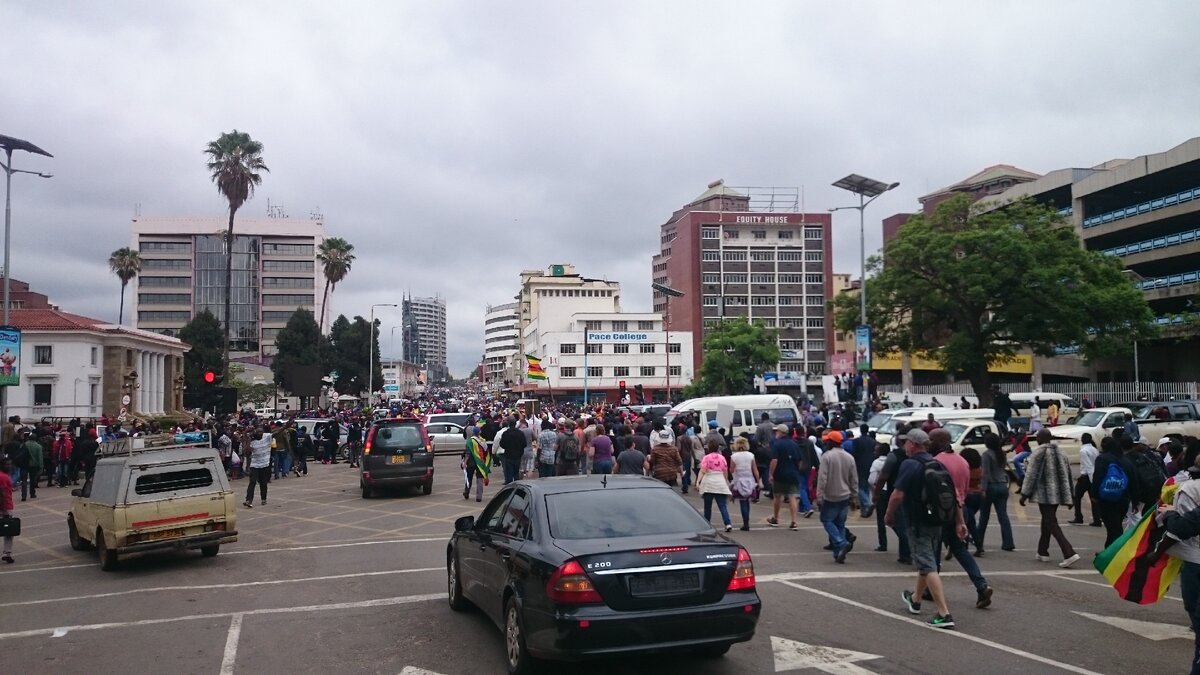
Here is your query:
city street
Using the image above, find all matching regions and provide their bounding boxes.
[1,455,1193,675]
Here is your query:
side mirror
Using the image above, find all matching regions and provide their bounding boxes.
[454,515,476,532]
[71,489,82,497]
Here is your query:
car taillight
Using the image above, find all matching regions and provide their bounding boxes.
[203,522,227,532]
[726,547,755,592]
[547,560,603,604]
[364,428,375,455]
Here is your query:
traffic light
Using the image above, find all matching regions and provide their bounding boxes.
[618,380,628,402]
[634,384,645,404]
[203,369,224,386]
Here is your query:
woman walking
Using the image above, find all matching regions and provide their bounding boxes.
[590,424,614,475]
[1020,429,1080,568]
[697,439,734,532]
[462,426,492,502]
[1092,435,1138,547]
[729,437,761,531]
[977,433,1016,553]
[960,446,985,556]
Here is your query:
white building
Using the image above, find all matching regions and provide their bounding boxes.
[483,302,519,389]
[4,307,187,420]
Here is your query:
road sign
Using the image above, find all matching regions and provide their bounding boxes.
[121,394,131,406]
[772,636,883,673]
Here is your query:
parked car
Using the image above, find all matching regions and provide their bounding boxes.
[360,418,434,498]
[289,418,349,460]
[1113,401,1200,446]
[447,476,761,673]
[67,444,238,570]
[426,412,473,428]
[1048,407,1132,460]
[425,421,467,455]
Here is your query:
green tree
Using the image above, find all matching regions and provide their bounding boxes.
[684,319,780,397]
[204,129,269,374]
[231,379,277,407]
[178,310,225,392]
[327,314,381,395]
[108,247,142,326]
[315,237,355,331]
[271,308,328,389]
[833,195,1156,406]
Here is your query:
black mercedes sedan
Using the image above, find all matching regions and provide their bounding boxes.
[446,475,761,674]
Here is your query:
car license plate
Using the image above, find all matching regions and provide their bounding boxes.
[629,572,700,596]
[147,528,185,541]
[389,455,407,464]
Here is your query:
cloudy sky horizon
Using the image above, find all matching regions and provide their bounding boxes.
[4,1,1199,376]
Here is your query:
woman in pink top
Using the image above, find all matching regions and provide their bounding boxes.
[697,441,733,531]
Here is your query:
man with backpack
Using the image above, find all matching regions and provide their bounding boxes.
[885,428,962,629]
[767,425,806,530]
[1128,439,1166,514]
[556,421,581,477]
[930,429,994,609]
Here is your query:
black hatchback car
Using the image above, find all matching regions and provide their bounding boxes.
[360,418,434,498]
[446,475,761,674]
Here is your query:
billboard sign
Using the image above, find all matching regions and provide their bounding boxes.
[854,325,872,371]
[0,327,21,386]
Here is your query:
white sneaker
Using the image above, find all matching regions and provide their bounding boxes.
[1035,554,1051,562]
[1059,554,1081,568]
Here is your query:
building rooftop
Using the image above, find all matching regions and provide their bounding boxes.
[921,164,1042,202]
[689,179,745,205]
[6,308,103,331]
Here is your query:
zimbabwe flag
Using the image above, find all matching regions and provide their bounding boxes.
[526,354,547,381]
[1093,506,1181,605]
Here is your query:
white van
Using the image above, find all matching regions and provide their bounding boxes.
[667,394,800,438]
[1006,392,1079,421]
[875,407,996,445]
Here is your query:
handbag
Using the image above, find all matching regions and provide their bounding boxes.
[0,515,21,537]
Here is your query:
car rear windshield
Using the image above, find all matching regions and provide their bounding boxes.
[134,468,214,495]
[546,487,712,539]
[373,424,424,450]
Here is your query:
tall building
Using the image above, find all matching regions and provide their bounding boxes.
[402,294,448,383]
[130,216,327,363]
[918,164,1040,216]
[513,264,692,402]
[483,302,519,389]
[652,180,834,382]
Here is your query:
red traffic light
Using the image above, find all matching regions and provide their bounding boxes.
[619,380,626,388]
[204,370,217,384]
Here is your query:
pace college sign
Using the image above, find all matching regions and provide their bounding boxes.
[587,332,650,342]
[0,326,21,386]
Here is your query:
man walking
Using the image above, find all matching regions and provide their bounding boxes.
[534,422,558,478]
[930,429,994,609]
[346,419,363,469]
[852,424,875,517]
[243,426,272,508]
[497,418,526,484]
[767,424,804,530]
[885,428,962,629]
[817,434,858,563]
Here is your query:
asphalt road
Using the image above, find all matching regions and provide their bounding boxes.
[1,456,1194,675]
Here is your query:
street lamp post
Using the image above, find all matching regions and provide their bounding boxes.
[367,303,398,408]
[0,134,52,428]
[830,174,899,327]
[652,282,684,404]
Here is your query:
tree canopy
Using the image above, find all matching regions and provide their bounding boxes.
[833,195,1156,405]
[316,237,355,331]
[108,247,142,326]
[271,308,328,390]
[327,314,381,395]
[683,319,780,397]
[178,310,224,392]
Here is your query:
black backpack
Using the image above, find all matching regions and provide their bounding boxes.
[917,459,958,525]
[559,433,580,462]
[1130,450,1166,505]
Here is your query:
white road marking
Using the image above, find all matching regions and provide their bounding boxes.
[51,628,68,638]
[759,569,1095,582]
[1049,572,1183,602]
[0,563,93,576]
[0,567,442,608]
[0,592,442,641]
[771,636,881,673]
[219,613,243,675]
[399,668,451,675]
[773,580,1103,675]
[1074,611,1192,641]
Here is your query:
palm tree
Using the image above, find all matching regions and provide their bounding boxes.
[316,237,356,332]
[204,130,268,373]
[108,247,142,326]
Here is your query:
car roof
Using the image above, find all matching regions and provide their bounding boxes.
[508,474,669,496]
[97,447,220,466]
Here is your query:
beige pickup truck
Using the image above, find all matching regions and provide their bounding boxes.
[67,442,238,571]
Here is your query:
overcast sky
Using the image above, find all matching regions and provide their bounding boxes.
[4,1,1199,376]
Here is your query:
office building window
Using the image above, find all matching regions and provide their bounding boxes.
[641,366,656,377]
[726,296,747,306]
[34,345,52,365]
[139,293,191,305]
[805,228,823,240]
[777,296,798,306]
[90,383,99,407]
[702,228,719,239]
[752,230,766,239]
[807,296,824,306]
[33,383,52,406]
[668,342,681,353]
[141,258,190,270]
[703,273,719,283]
[807,340,825,350]
[780,340,802,349]
[806,318,825,328]
[779,274,803,284]
[805,274,823,283]
[703,319,720,328]
[778,252,802,261]
[751,273,774,283]
[560,367,577,377]
[637,320,654,330]
[262,243,314,255]
[780,361,806,371]
[703,296,720,306]
[750,251,774,262]
[611,320,628,331]
[585,320,602,331]
[262,311,299,322]
[804,252,823,262]
[587,366,603,378]
[724,230,739,240]
[669,365,681,377]
[640,343,656,354]
[778,230,794,239]
[262,294,314,306]
[586,343,602,354]
[613,343,630,354]
[751,296,773,306]
[560,343,577,354]
[90,347,98,366]
[702,252,720,262]
[725,273,747,283]
[140,276,191,287]
[263,260,315,272]
[263,277,315,289]
[723,251,747,262]
[759,319,777,328]
[614,366,629,377]
[139,310,192,321]
[139,241,190,253]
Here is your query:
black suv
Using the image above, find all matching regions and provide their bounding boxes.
[360,418,434,498]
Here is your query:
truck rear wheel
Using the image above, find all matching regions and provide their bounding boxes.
[96,530,118,571]
[201,544,220,557]
[68,516,91,551]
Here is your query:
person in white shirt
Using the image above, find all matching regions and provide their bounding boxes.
[1070,433,1101,526]
[1029,399,1042,423]
[243,427,273,508]
[648,418,675,447]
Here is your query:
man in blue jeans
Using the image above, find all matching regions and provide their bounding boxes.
[817,435,859,563]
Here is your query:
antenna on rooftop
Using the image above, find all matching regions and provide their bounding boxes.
[310,206,323,221]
